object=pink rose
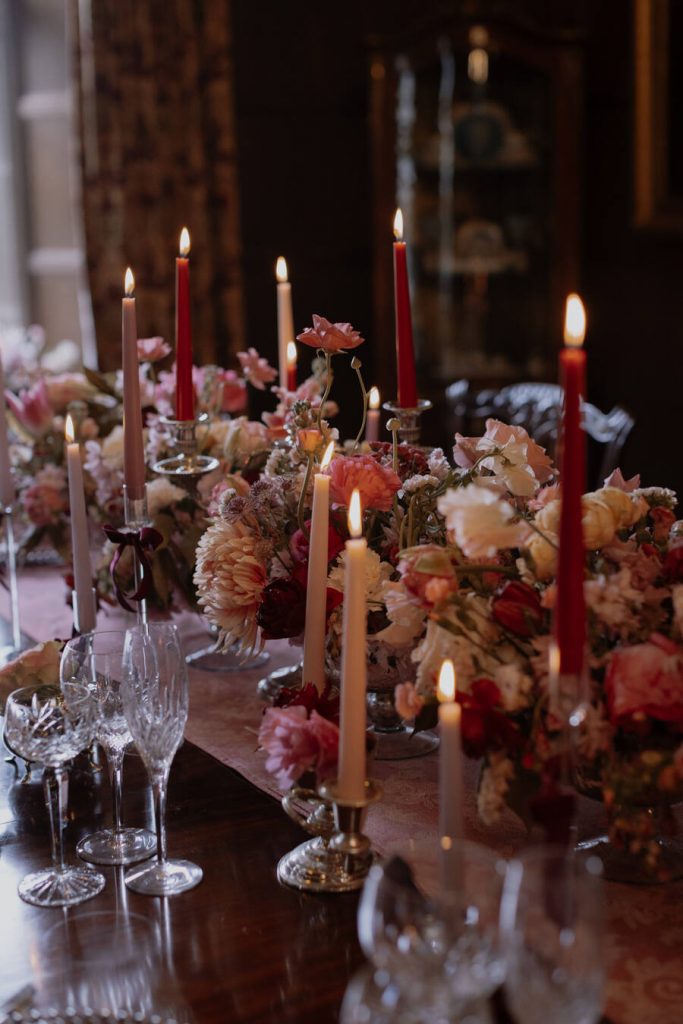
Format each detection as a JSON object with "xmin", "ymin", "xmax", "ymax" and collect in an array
[
  {"xmin": 398, "ymin": 544, "xmax": 458, "ymax": 606},
  {"xmin": 395, "ymin": 681, "xmax": 425, "ymax": 721},
  {"xmin": 5, "ymin": 379, "xmax": 54, "ymax": 437},
  {"xmin": 603, "ymin": 468, "xmax": 641, "ymax": 492},
  {"xmin": 137, "ymin": 337, "xmax": 171, "ymax": 363},
  {"xmin": 328, "ymin": 454, "xmax": 401, "ymax": 512},
  {"xmin": 258, "ymin": 705, "xmax": 319, "ymax": 789},
  {"xmin": 606, "ymin": 634, "xmax": 683, "ymax": 727},
  {"xmin": 297, "ymin": 314, "xmax": 364, "ymax": 353},
  {"xmin": 236, "ymin": 348, "xmax": 277, "ymax": 390},
  {"xmin": 307, "ymin": 711, "xmax": 340, "ymax": 781}
]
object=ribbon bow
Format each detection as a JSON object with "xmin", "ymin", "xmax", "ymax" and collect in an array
[{"xmin": 103, "ymin": 524, "xmax": 163, "ymax": 613}]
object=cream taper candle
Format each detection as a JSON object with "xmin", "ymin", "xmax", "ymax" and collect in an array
[
  {"xmin": 276, "ymin": 256, "xmax": 294, "ymax": 389},
  {"xmin": 337, "ymin": 488, "xmax": 367, "ymax": 803},
  {"xmin": 0, "ymin": 349, "xmax": 15, "ymax": 508},
  {"xmin": 438, "ymin": 658, "xmax": 464, "ymax": 895},
  {"xmin": 65, "ymin": 414, "xmax": 96, "ymax": 634},
  {"xmin": 302, "ymin": 441, "xmax": 335, "ymax": 694},
  {"xmin": 366, "ymin": 386, "xmax": 381, "ymax": 443},
  {"xmin": 122, "ymin": 268, "xmax": 146, "ymax": 502}
]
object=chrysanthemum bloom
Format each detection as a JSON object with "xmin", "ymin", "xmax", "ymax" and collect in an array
[
  {"xmin": 328, "ymin": 454, "xmax": 401, "ymax": 512},
  {"xmin": 297, "ymin": 315, "xmax": 364, "ymax": 353},
  {"xmin": 194, "ymin": 518, "xmax": 267, "ymax": 651}
]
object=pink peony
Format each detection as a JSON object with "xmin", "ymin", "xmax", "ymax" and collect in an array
[
  {"xmin": 258, "ymin": 705, "xmax": 319, "ymax": 789},
  {"xmin": 328, "ymin": 454, "xmax": 401, "ymax": 512},
  {"xmin": 5, "ymin": 379, "xmax": 54, "ymax": 436},
  {"xmin": 606, "ymin": 634, "xmax": 683, "ymax": 726},
  {"xmin": 236, "ymin": 347, "xmax": 277, "ymax": 389},
  {"xmin": 297, "ymin": 315, "xmax": 364, "ymax": 353},
  {"xmin": 603, "ymin": 468, "xmax": 641, "ymax": 492},
  {"xmin": 137, "ymin": 337, "xmax": 171, "ymax": 363},
  {"xmin": 395, "ymin": 681, "xmax": 425, "ymax": 721}
]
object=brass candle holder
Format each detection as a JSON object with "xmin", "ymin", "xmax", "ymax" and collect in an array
[
  {"xmin": 152, "ymin": 415, "xmax": 219, "ymax": 479},
  {"xmin": 382, "ymin": 399, "xmax": 432, "ymax": 445},
  {"xmin": 277, "ymin": 777, "xmax": 382, "ymax": 893}
]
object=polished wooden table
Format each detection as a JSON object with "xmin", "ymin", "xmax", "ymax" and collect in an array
[{"xmin": 0, "ymin": 740, "xmax": 364, "ymax": 1022}]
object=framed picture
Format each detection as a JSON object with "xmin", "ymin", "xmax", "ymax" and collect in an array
[{"xmin": 634, "ymin": 0, "xmax": 683, "ymax": 229}]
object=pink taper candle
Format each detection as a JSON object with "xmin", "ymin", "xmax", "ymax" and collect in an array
[
  {"xmin": 0, "ymin": 349, "xmax": 16, "ymax": 508},
  {"xmin": 122, "ymin": 268, "xmax": 146, "ymax": 502},
  {"xmin": 65, "ymin": 414, "xmax": 96, "ymax": 634},
  {"xmin": 302, "ymin": 442, "xmax": 335, "ymax": 694},
  {"xmin": 337, "ymin": 489, "xmax": 368, "ymax": 803}
]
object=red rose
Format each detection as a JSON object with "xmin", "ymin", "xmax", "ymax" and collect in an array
[
  {"xmin": 664, "ymin": 540, "xmax": 683, "ymax": 582},
  {"xmin": 274, "ymin": 681, "xmax": 340, "ymax": 724},
  {"xmin": 492, "ymin": 581, "xmax": 543, "ymax": 638},
  {"xmin": 457, "ymin": 678, "xmax": 525, "ymax": 758},
  {"xmin": 257, "ymin": 578, "xmax": 306, "ymax": 639},
  {"xmin": 290, "ymin": 521, "xmax": 345, "ymax": 566}
]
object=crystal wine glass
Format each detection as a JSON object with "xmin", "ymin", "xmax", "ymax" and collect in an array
[
  {"xmin": 4, "ymin": 681, "xmax": 106, "ymax": 907},
  {"xmin": 500, "ymin": 845, "xmax": 605, "ymax": 1024},
  {"xmin": 356, "ymin": 838, "xmax": 507, "ymax": 1022},
  {"xmin": 121, "ymin": 623, "xmax": 202, "ymax": 895},
  {"xmin": 61, "ymin": 631, "xmax": 156, "ymax": 865}
]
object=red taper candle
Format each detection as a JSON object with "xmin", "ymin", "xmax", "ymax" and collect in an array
[
  {"xmin": 393, "ymin": 208, "xmax": 418, "ymax": 408},
  {"xmin": 286, "ymin": 340, "xmax": 297, "ymax": 393},
  {"xmin": 554, "ymin": 293, "xmax": 587, "ymax": 676},
  {"xmin": 175, "ymin": 227, "xmax": 194, "ymax": 420}
]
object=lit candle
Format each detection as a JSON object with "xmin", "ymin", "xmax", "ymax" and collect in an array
[
  {"xmin": 122, "ymin": 268, "xmax": 146, "ymax": 502},
  {"xmin": 337, "ymin": 489, "xmax": 367, "ymax": 803},
  {"xmin": 302, "ymin": 441, "xmax": 335, "ymax": 694},
  {"xmin": 393, "ymin": 209, "xmax": 418, "ymax": 409},
  {"xmin": 555, "ymin": 294, "xmax": 587, "ymax": 676},
  {"xmin": 0, "ymin": 349, "xmax": 15, "ymax": 509},
  {"xmin": 286, "ymin": 340, "xmax": 297, "ymax": 393},
  {"xmin": 175, "ymin": 227, "xmax": 194, "ymax": 420},
  {"xmin": 65, "ymin": 414, "xmax": 96, "ymax": 634},
  {"xmin": 276, "ymin": 256, "xmax": 294, "ymax": 390},
  {"xmin": 437, "ymin": 658, "xmax": 464, "ymax": 896},
  {"xmin": 365, "ymin": 386, "xmax": 381, "ymax": 443}
]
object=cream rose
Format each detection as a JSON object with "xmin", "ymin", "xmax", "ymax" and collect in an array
[
  {"xmin": 534, "ymin": 499, "xmax": 561, "ymax": 535},
  {"xmin": 528, "ymin": 531, "xmax": 558, "ymax": 580},
  {"xmin": 581, "ymin": 495, "xmax": 617, "ymax": 549},
  {"xmin": 590, "ymin": 486, "xmax": 647, "ymax": 530}
]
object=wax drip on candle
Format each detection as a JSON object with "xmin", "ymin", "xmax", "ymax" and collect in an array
[
  {"xmin": 348, "ymin": 488, "xmax": 362, "ymax": 538},
  {"xmin": 276, "ymin": 256, "xmax": 288, "ymax": 283}
]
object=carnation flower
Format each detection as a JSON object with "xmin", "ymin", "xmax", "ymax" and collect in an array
[
  {"xmin": 438, "ymin": 484, "xmax": 529, "ymax": 558},
  {"xmin": 328, "ymin": 454, "xmax": 401, "ymax": 512},
  {"xmin": 236, "ymin": 348, "xmax": 277, "ymax": 389},
  {"xmin": 194, "ymin": 518, "xmax": 267, "ymax": 651},
  {"xmin": 137, "ymin": 337, "xmax": 171, "ymax": 363},
  {"xmin": 297, "ymin": 315, "xmax": 364, "ymax": 353},
  {"xmin": 258, "ymin": 706, "xmax": 319, "ymax": 789}
]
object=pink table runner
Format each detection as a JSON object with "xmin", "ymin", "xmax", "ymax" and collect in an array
[{"xmin": 2, "ymin": 567, "xmax": 682, "ymax": 1024}]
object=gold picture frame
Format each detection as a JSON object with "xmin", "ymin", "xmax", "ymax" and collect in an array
[{"xmin": 634, "ymin": 0, "xmax": 683, "ymax": 229}]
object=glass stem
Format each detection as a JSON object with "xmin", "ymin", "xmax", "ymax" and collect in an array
[
  {"xmin": 152, "ymin": 773, "xmax": 169, "ymax": 864},
  {"xmin": 44, "ymin": 766, "xmax": 68, "ymax": 872},
  {"xmin": 109, "ymin": 752, "xmax": 124, "ymax": 834}
]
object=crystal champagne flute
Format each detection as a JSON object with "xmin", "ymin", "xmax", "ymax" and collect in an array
[{"xmin": 121, "ymin": 623, "xmax": 202, "ymax": 895}]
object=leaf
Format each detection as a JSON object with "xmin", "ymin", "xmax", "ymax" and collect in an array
[{"xmin": 83, "ymin": 366, "xmax": 120, "ymax": 400}]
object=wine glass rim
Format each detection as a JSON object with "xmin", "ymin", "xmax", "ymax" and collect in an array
[
  {"xmin": 126, "ymin": 622, "xmax": 180, "ymax": 638},
  {"xmin": 5, "ymin": 681, "xmax": 61, "ymax": 705},
  {"xmin": 508, "ymin": 843, "xmax": 604, "ymax": 877},
  {"xmin": 63, "ymin": 629, "xmax": 128, "ymax": 652}
]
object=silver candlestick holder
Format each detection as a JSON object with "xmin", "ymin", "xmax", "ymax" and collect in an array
[
  {"xmin": 277, "ymin": 777, "xmax": 382, "ymax": 893},
  {"xmin": 123, "ymin": 484, "xmax": 151, "ymax": 626},
  {"xmin": 382, "ymin": 399, "xmax": 432, "ymax": 445},
  {"xmin": 0, "ymin": 503, "xmax": 24, "ymax": 664},
  {"xmin": 152, "ymin": 415, "xmax": 219, "ymax": 479}
]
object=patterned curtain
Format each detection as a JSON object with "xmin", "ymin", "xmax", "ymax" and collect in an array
[{"xmin": 72, "ymin": 0, "xmax": 245, "ymax": 370}]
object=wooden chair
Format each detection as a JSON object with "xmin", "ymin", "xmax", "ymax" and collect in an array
[{"xmin": 445, "ymin": 380, "xmax": 635, "ymax": 489}]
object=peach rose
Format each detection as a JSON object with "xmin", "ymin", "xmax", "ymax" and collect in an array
[
  {"xmin": 328, "ymin": 454, "xmax": 401, "ymax": 512},
  {"xmin": 297, "ymin": 315, "xmax": 364, "ymax": 353}
]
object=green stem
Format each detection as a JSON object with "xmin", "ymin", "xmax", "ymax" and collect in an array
[
  {"xmin": 316, "ymin": 351, "xmax": 334, "ymax": 435},
  {"xmin": 351, "ymin": 362, "xmax": 369, "ymax": 452},
  {"xmin": 297, "ymin": 453, "xmax": 315, "ymax": 538}
]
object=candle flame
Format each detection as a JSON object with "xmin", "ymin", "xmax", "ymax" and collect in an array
[
  {"xmin": 321, "ymin": 440, "xmax": 335, "ymax": 471},
  {"xmin": 393, "ymin": 208, "xmax": 404, "ymax": 242},
  {"xmin": 124, "ymin": 267, "xmax": 135, "ymax": 296},
  {"xmin": 286, "ymin": 340, "xmax": 297, "ymax": 367},
  {"xmin": 179, "ymin": 227, "xmax": 191, "ymax": 257},
  {"xmin": 276, "ymin": 256, "xmax": 288, "ymax": 283},
  {"xmin": 65, "ymin": 413, "xmax": 75, "ymax": 445},
  {"xmin": 369, "ymin": 385, "xmax": 380, "ymax": 410},
  {"xmin": 564, "ymin": 293, "xmax": 586, "ymax": 348},
  {"xmin": 348, "ymin": 489, "xmax": 362, "ymax": 539},
  {"xmin": 437, "ymin": 659, "xmax": 456, "ymax": 702}
]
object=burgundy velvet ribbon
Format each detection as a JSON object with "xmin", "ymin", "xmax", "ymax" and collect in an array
[{"xmin": 103, "ymin": 524, "xmax": 162, "ymax": 613}]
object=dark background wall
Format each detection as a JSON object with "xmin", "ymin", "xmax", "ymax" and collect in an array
[{"xmin": 232, "ymin": 1, "xmax": 683, "ymax": 498}]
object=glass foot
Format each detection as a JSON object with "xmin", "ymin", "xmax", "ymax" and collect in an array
[
  {"xmin": 187, "ymin": 641, "xmax": 270, "ymax": 672},
  {"xmin": 77, "ymin": 827, "xmax": 157, "ymax": 866},
  {"xmin": 124, "ymin": 858, "xmax": 203, "ymax": 896},
  {"xmin": 372, "ymin": 725, "xmax": 440, "ymax": 761},
  {"xmin": 18, "ymin": 864, "xmax": 106, "ymax": 908}
]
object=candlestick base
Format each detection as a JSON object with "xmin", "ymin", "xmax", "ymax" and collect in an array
[
  {"xmin": 257, "ymin": 660, "xmax": 303, "ymax": 702},
  {"xmin": 382, "ymin": 399, "xmax": 432, "ymax": 445},
  {"xmin": 152, "ymin": 415, "xmax": 219, "ymax": 479},
  {"xmin": 71, "ymin": 588, "xmax": 98, "ymax": 637},
  {"xmin": 123, "ymin": 484, "xmax": 151, "ymax": 625}
]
